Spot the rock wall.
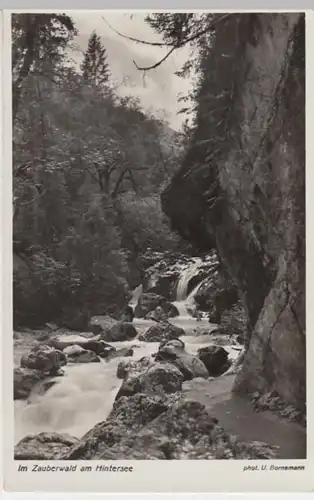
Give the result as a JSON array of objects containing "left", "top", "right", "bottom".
[{"left": 162, "top": 14, "right": 305, "bottom": 409}]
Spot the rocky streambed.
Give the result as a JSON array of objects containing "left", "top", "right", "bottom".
[{"left": 14, "top": 310, "right": 306, "bottom": 461}]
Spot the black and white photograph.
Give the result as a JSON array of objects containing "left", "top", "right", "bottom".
[{"left": 10, "top": 10, "right": 306, "bottom": 465}]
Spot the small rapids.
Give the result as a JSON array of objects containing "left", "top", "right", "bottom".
[
  {"left": 14, "top": 317, "right": 240, "bottom": 444},
  {"left": 14, "top": 336, "right": 156, "bottom": 444}
]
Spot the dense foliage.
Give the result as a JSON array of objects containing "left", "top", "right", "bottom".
[
  {"left": 13, "top": 14, "right": 186, "bottom": 328},
  {"left": 146, "top": 14, "right": 273, "bottom": 247}
]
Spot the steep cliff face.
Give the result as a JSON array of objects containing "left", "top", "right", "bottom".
[{"left": 162, "top": 14, "right": 305, "bottom": 409}]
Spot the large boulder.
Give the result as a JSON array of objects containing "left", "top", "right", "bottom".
[
  {"left": 48, "top": 334, "right": 112, "bottom": 354},
  {"left": 61, "top": 396, "right": 277, "bottom": 460},
  {"left": 116, "top": 356, "right": 153, "bottom": 380},
  {"left": 146, "top": 306, "right": 168, "bottom": 322},
  {"left": 20, "top": 345, "right": 64, "bottom": 374},
  {"left": 115, "top": 362, "right": 184, "bottom": 400},
  {"left": 63, "top": 344, "right": 87, "bottom": 357},
  {"left": 14, "top": 432, "right": 79, "bottom": 460},
  {"left": 88, "top": 315, "right": 118, "bottom": 336},
  {"left": 14, "top": 367, "right": 48, "bottom": 400},
  {"left": 155, "top": 341, "right": 209, "bottom": 381},
  {"left": 197, "top": 345, "right": 230, "bottom": 376},
  {"left": 134, "top": 293, "right": 179, "bottom": 318},
  {"left": 78, "top": 339, "right": 113, "bottom": 355},
  {"left": 47, "top": 334, "right": 100, "bottom": 351},
  {"left": 139, "top": 321, "right": 185, "bottom": 343},
  {"left": 104, "top": 322, "right": 138, "bottom": 342},
  {"left": 194, "top": 271, "right": 239, "bottom": 320},
  {"left": 62, "top": 392, "right": 183, "bottom": 460},
  {"left": 88, "top": 316, "right": 138, "bottom": 342}
]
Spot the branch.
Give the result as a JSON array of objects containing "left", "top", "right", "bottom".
[
  {"left": 132, "top": 14, "right": 231, "bottom": 72},
  {"left": 111, "top": 166, "right": 129, "bottom": 198},
  {"left": 127, "top": 168, "right": 138, "bottom": 194},
  {"left": 101, "top": 16, "right": 172, "bottom": 47},
  {"left": 133, "top": 46, "right": 177, "bottom": 71}
]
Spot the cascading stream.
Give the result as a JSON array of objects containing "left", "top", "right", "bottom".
[
  {"left": 175, "top": 258, "right": 202, "bottom": 301},
  {"left": 172, "top": 258, "right": 205, "bottom": 318},
  {"left": 14, "top": 257, "right": 235, "bottom": 444}
]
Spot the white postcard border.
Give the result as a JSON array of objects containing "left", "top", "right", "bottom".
[{"left": 1, "top": 7, "right": 313, "bottom": 494}]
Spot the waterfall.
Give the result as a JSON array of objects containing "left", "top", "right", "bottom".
[
  {"left": 128, "top": 284, "right": 143, "bottom": 309},
  {"left": 176, "top": 258, "right": 202, "bottom": 301},
  {"left": 172, "top": 259, "right": 204, "bottom": 317}
]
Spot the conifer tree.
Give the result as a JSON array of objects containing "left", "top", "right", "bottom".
[{"left": 81, "top": 31, "right": 110, "bottom": 88}]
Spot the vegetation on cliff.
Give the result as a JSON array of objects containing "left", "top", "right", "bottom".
[{"left": 147, "top": 13, "right": 305, "bottom": 408}]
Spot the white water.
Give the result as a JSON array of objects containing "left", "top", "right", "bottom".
[
  {"left": 14, "top": 262, "right": 239, "bottom": 445},
  {"left": 14, "top": 335, "right": 157, "bottom": 443},
  {"left": 176, "top": 258, "right": 202, "bottom": 301},
  {"left": 172, "top": 259, "right": 205, "bottom": 318}
]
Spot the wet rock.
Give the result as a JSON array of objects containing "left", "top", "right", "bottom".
[
  {"left": 146, "top": 306, "right": 168, "bottom": 322},
  {"left": 76, "top": 331, "right": 96, "bottom": 339},
  {"left": 252, "top": 390, "right": 305, "bottom": 425},
  {"left": 161, "top": 338, "right": 185, "bottom": 350},
  {"left": 64, "top": 342, "right": 110, "bottom": 362},
  {"left": 155, "top": 341, "right": 209, "bottom": 381},
  {"left": 37, "top": 332, "right": 50, "bottom": 342},
  {"left": 47, "top": 334, "right": 93, "bottom": 351},
  {"left": 98, "top": 346, "right": 117, "bottom": 359},
  {"left": 139, "top": 321, "right": 185, "bottom": 343},
  {"left": 81, "top": 339, "right": 113, "bottom": 355},
  {"left": 47, "top": 334, "right": 107, "bottom": 353},
  {"left": 57, "top": 350, "right": 67, "bottom": 367},
  {"left": 14, "top": 432, "right": 79, "bottom": 460},
  {"left": 63, "top": 344, "right": 86, "bottom": 357},
  {"left": 14, "top": 367, "right": 48, "bottom": 400},
  {"left": 115, "top": 399, "right": 277, "bottom": 460},
  {"left": 197, "top": 345, "right": 230, "bottom": 376},
  {"left": 70, "top": 350, "right": 100, "bottom": 364},
  {"left": 103, "top": 347, "right": 134, "bottom": 360},
  {"left": 116, "top": 356, "right": 153, "bottom": 380},
  {"left": 134, "top": 293, "right": 179, "bottom": 318},
  {"left": 62, "top": 392, "right": 183, "bottom": 460},
  {"left": 88, "top": 315, "right": 118, "bottom": 335},
  {"left": 121, "top": 305, "right": 135, "bottom": 323},
  {"left": 62, "top": 397, "right": 277, "bottom": 460},
  {"left": 115, "top": 362, "right": 184, "bottom": 400},
  {"left": 224, "top": 348, "right": 245, "bottom": 376},
  {"left": 20, "top": 345, "right": 62, "bottom": 373},
  {"left": 104, "top": 322, "right": 138, "bottom": 342}
]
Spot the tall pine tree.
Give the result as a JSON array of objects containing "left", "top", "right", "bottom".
[{"left": 81, "top": 31, "right": 110, "bottom": 89}]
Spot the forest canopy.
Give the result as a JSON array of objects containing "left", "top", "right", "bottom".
[{"left": 12, "top": 14, "right": 188, "bottom": 328}]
